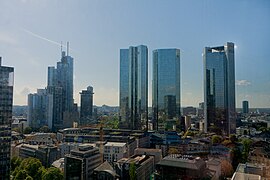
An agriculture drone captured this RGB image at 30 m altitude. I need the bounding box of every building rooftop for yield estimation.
[105,142,126,147]
[231,172,261,180]
[158,154,205,170]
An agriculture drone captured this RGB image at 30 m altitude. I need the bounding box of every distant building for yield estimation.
[80,86,94,126]
[28,89,53,129]
[65,145,102,180]
[116,155,154,180]
[242,100,249,114]
[203,42,236,135]
[119,45,148,130]
[152,49,181,131]
[183,106,196,116]
[0,58,14,179]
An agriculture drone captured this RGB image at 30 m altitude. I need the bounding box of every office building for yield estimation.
[156,155,207,179]
[116,155,154,180]
[119,45,148,130]
[242,100,249,114]
[0,58,14,180]
[203,42,236,135]
[65,145,102,180]
[46,43,76,131]
[152,49,181,131]
[80,86,94,126]
[28,89,53,129]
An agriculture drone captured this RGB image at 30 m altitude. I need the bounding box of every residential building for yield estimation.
[0,58,14,179]
[203,42,236,135]
[152,49,181,131]
[80,86,94,126]
[119,45,148,130]
[65,145,102,180]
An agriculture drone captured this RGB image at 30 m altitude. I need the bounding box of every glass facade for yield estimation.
[0,58,14,180]
[203,42,236,135]
[119,45,148,130]
[80,86,94,126]
[152,49,181,131]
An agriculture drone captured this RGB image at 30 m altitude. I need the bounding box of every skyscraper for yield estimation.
[242,100,249,114]
[152,49,181,131]
[0,57,14,179]
[28,89,53,129]
[46,43,75,131]
[80,86,94,126]
[119,45,148,130]
[203,42,236,135]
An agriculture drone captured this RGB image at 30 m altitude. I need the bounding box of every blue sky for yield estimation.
[0,0,269,108]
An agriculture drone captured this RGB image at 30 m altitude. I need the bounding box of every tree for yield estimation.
[24,127,33,134]
[11,156,22,172]
[168,147,179,154]
[212,135,222,144]
[42,167,64,180]
[241,138,252,162]
[14,170,28,180]
[221,160,233,178]
[12,158,43,180]
[39,126,50,133]
[229,134,238,144]
[129,162,136,180]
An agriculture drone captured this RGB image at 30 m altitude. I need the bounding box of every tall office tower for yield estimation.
[28,89,53,129]
[46,42,75,131]
[203,42,236,135]
[119,45,148,130]
[80,86,94,126]
[152,49,181,131]
[57,44,74,112]
[242,100,249,114]
[0,57,14,180]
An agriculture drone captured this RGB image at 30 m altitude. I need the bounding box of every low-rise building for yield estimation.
[134,148,162,165]
[104,142,128,163]
[65,145,102,180]
[156,154,208,179]
[116,155,154,180]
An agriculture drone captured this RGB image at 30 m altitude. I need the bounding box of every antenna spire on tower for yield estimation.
[67,41,69,56]
[61,41,63,56]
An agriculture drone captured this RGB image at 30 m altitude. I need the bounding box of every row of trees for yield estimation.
[13,125,51,134]
[11,157,63,180]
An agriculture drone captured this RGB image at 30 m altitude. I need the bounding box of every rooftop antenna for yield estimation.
[61,41,63,57]
[67,41,69,56]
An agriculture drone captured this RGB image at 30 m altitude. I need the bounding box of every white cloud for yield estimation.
[236,80,251,86]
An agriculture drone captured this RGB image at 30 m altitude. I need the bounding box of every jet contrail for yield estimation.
[21,28,75,52]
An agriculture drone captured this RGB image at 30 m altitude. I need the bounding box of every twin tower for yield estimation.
[119,42,236,135]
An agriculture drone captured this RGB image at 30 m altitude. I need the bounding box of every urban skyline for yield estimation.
[0,1,269,108]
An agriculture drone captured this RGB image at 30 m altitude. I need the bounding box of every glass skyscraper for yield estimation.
[0,57,14,180]
[152,49,181,131]
[242,100,249,114]
[119,45,148,130]
[46,44,74,131]
[80,86,94,126]
[203,42,236,135]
